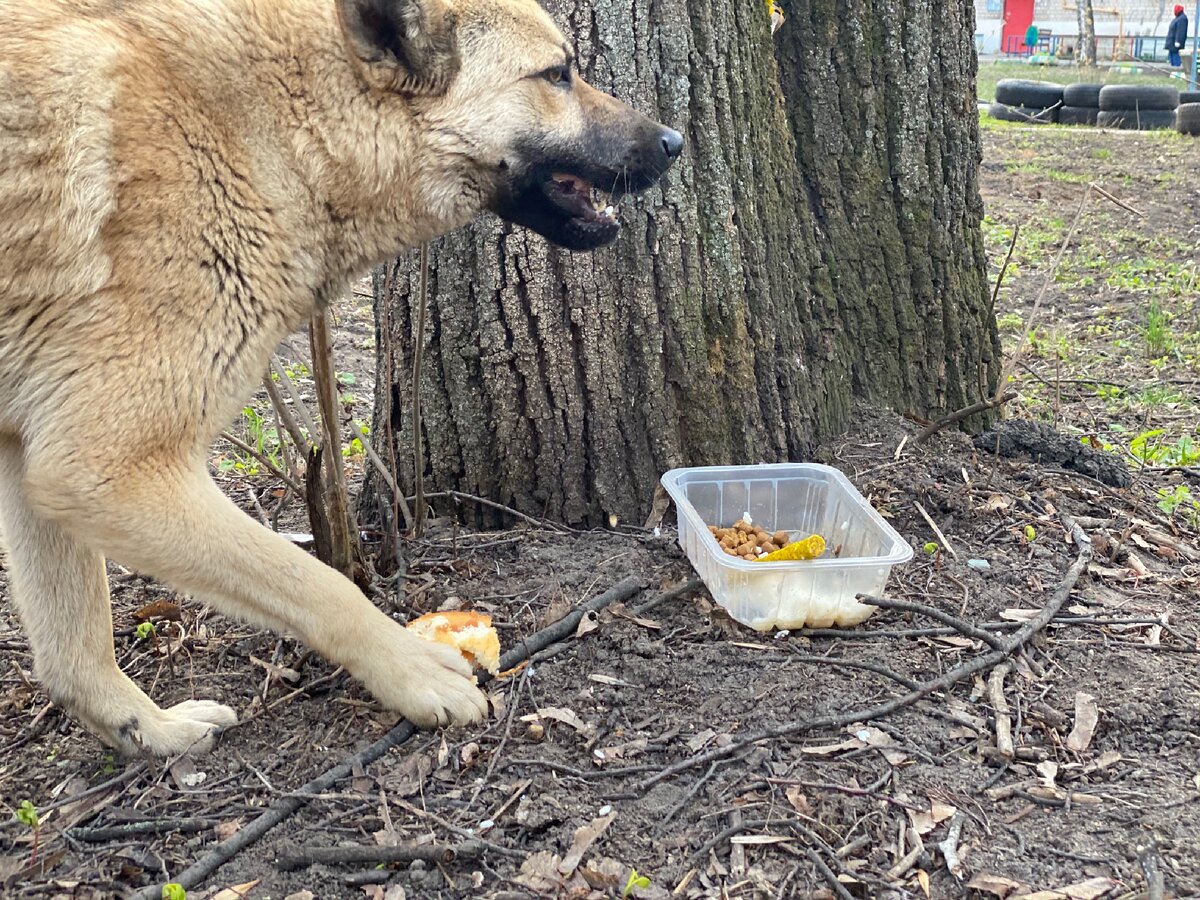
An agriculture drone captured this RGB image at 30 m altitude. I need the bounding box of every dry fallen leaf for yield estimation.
[967,873,1025,898]
[852,726,909,765]
[516,851,563,892]
[800,737,866,756]
[521,707,594,737]
[1013,876,1118,899]
[574,611,600,638]
[916,869,931,898]
[132,599,183,621]
[908,800,957,836]
[210,880,261,900]
[785,785,810,815]
[1066,692,1099,753]
[284,892,315,900]
[558,812,617,876]
[214,819,244,841]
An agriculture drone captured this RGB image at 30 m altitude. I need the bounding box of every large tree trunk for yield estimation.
[369,0,999,529]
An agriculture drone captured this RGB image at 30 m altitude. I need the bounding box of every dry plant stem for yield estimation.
[915,392,1017,444]
[994,182,1140,405]
[262,371,312,454]
[857,595,1005,650]
[350,417,414,532]
[985,220,1019,319]
[129,575,645,899]
[634,514,1092,793]
[411,242,429,538]
[218,431,303,494]
[309,310,358,576]
[278,841,483,871]
[418,490,572,533]
[914,501,958,559]
[988,663,1015,761]
[269,357,321,445]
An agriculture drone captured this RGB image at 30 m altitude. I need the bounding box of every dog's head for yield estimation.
[336,0,683,250]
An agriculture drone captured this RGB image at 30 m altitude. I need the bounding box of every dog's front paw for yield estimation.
[360,628,490,729]
[119,699,238,756]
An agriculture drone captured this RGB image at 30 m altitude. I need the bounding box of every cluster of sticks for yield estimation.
[123,512,1104,897]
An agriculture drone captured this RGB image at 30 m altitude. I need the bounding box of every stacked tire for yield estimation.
[989,80,1063,124]
[1180,103,1200,136]
[1097,85,1178,130]
[1060,83,1102,125]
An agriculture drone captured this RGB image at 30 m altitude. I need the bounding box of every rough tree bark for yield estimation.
[1076,0,1097,65]
[369,0,999,528]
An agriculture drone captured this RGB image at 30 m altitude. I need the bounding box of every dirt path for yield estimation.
[1,129,1198,899]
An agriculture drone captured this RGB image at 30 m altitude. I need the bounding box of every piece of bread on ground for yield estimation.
[406,610,501,676]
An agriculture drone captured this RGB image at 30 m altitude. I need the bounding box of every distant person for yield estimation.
[1025,22,1040,55]
[1167,5,1188,67]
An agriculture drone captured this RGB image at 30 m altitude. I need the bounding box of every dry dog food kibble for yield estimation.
[707,520,826,561]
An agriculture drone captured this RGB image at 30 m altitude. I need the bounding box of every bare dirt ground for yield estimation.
[1,125,1198,900]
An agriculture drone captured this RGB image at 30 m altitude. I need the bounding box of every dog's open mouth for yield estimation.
[490,169,625,252]
[547,173,617,228]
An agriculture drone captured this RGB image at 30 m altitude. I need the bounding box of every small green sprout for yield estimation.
[1023,525,1037,542]
[135,621,158,642]
[923,542,939,556]
[623,868,651,898]
[16,800,40,863]
[16,800,38,829]
[162,884,187,900]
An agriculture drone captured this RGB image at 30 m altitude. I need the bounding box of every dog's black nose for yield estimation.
[659,127,684,160]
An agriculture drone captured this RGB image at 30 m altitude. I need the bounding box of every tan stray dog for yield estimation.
[0,0,681,756]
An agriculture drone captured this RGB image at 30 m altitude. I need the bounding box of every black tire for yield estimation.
[988,102,1058,124]
[1179,103,1200,135]
[1062,83,1103,107]
[1098,84,1179,111]
[995,79,1065,109]
[1179,90,1200,105]
[1097,108,1176,130]
[1058,105,1098,125]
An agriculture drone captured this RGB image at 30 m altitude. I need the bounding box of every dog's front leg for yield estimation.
[21,454,488,756]
[0,436,237,755]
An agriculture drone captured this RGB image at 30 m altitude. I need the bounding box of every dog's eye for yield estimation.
[542,66,571,86]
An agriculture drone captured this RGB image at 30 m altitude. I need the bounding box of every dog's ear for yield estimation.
[336,0,459,95]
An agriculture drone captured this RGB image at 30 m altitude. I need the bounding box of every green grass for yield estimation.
[977,62,1179,102]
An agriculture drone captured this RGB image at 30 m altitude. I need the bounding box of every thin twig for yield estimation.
[986,222,1020,318]
[988,663,1015,761]
[418,490,573,533]
[916,392,1016,444]
[277,841,484,871]
[634,513,1092,793]
[914,501,958,559]
[350,417,414,533]
[218,432,303,494]
[69,818,215,842]
[129,575,647,899]
[262,371,312,454]
[857,595,1004,649]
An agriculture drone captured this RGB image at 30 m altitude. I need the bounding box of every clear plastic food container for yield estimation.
[661,463,914,631]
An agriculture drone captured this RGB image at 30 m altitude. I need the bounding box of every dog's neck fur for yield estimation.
[120,0,482,300]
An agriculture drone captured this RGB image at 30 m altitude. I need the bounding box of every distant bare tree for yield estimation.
[1077,0,1097,65]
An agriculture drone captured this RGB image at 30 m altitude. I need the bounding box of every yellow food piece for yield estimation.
[407,610,501,675]
[757,533,825,562]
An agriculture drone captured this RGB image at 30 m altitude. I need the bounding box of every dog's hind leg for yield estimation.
[0,436,236,755]
[21,450,488,753]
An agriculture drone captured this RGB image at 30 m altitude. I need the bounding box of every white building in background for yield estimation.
[975,0,1188,58]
